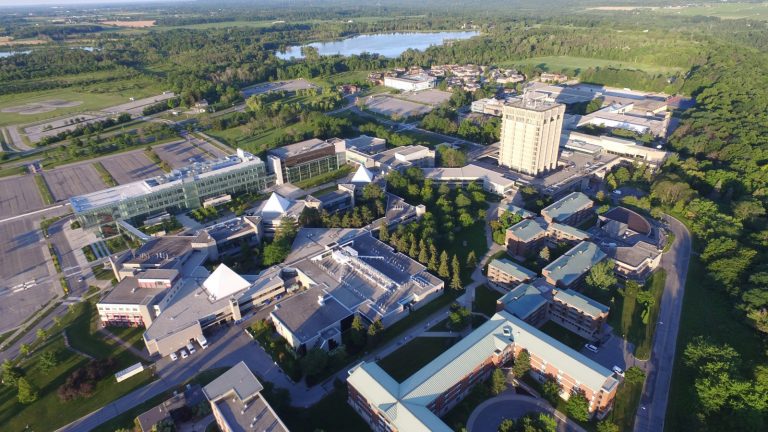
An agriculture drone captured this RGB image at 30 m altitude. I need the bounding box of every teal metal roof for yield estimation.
[498,283,549,319]
[507,218,547,242]
[541,192,593,222]
[549,222,590,240]
[554,289,609,318]
[490,258,537,281]
[543,241,607,286]
[499,204,535,219]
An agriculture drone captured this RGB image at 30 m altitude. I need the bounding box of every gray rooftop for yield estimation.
[489,258,537,281]
[270,287,352,345]
[548,222,590,240]
[507,218,548,242]
[203,361,264,402]
[541,192,593,223]
[553,289,609,318]
[125,236,196,268]
[604,241,660,268]
[497,283,549,320]
[100,277,167,306]
[268,138,332,159]
[499,204,535,219]
[543,241,607,286]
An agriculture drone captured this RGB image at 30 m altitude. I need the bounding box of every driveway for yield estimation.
[633,215,691,432]
[467,393,586,432]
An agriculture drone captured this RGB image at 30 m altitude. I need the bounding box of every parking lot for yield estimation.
[398,88,452,106]
[0,175,45,219]
[23,114,104,143]
[241,78,318,98]
[154,140,220,169]
[365,95,435,118]
[579,334,632,372]
[42,164,107,202]
[0,218,57,333]
[100,151,165,184]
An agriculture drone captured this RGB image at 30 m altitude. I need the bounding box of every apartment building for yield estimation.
[541,191,594,225]
[487,258,537,290]
[542,241,607,288]
[499,98,565,176]
[550,289,609,340]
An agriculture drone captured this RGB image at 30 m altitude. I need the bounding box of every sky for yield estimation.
[0,0,179,6]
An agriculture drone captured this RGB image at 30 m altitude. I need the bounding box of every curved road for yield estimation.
[468,393,585,432]
[633,215,691,432]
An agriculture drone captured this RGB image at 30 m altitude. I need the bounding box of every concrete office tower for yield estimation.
[499,97,565,176]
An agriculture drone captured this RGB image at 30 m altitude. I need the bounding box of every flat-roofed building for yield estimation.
[598,207,663,281]
[97,269,180,328]
[267,138,346,185]
[422,163,518,196]
[487,258,537,289]
[605,241,661,282]
[271,288,353,352]
[383,74,437,92]
[561,131,668,167]
[496,283,550,326]
[71,149,273,228]
[541,191,594,225]
[204,362,289,432]
[499,98,565,176]
[347,311,619,432]
[471,98,506,116]
[550,289,609,341]
[542,241,607,288]
[505,218,548,257]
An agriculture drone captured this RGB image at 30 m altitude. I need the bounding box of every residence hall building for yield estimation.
[597,206,663,281]
[203,362,289,432]
[70,149,273,228]
[505,217,589,258]
[542,241,607,288]
[499,97,565,176]
[267,138,346,185]
[487,258,537,290]
[541,191,594,225]
[347,311,619,432]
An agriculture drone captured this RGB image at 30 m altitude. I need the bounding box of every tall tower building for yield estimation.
[499,97,565,176]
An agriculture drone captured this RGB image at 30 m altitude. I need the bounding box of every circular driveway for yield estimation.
[467,394,580,432]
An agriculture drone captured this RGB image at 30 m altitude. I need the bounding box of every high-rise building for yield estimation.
[499,97,565,176]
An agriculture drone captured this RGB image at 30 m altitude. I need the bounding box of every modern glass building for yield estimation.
[267,138,345,185]
[71,149,274,228]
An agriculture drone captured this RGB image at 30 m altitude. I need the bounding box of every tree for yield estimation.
[349,315,366,348]
[39,350,58,374]
[585,259,617,291]
[262,240,290,266]
[418,240,429,264]
[36,328,47,342]
[466,250,477,269]
[539,246,550,262]
[625,366,646,385]
[378,222,389,242]
[565,391,590,422]
[541,377,561,405]
[438,251,450,278]
[448,306,470,330]
[17,377,38,404]
[596,421,620,432]
[490,368,507,395]
[450,254,462,290]
[300,348,329,379]
[19,343,30,357]
[428,244,439,271]
[513,349,531,378]
[2,359,20,387]
[367,319,384,347]
[498,419,515,432]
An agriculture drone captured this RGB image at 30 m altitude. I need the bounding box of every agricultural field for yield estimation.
[652,3,768,21]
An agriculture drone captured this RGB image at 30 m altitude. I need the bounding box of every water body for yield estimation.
[0,46,96,59]
[276,31,479,60]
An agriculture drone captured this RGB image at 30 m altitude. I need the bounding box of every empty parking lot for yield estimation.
[398,89,452,106]
[0,176,45,218]
[101,151,165,184]
[43,165,106,202]
[365,95,434,118]
[154,140,216,169]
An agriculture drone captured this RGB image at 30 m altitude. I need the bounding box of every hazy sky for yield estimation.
[0,0,177,6]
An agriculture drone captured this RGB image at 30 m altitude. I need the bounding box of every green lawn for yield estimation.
[538,321,589,351]
[280,386,371,432]
[443,222,489,281]
[632,270,665,359]
[0,300,155,431]
[651,2,768,21]
[500,55,683,75]
[33,174,54,204]
[378,337,458,382]
[607,380,643,432]
[473,284,502,317]
[380,288,463,345]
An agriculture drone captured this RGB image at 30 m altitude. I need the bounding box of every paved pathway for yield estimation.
[633,215,691,432]
[467,393,587,432]
[99,328,151,362]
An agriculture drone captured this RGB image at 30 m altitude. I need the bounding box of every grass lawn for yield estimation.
[380,288,463,345]
[607,380,643,432]
[665,257,766,432]
[104,325,147,353]
[441,377,494,431]
[378,337,458,382]
[500,55,682,75]
[207,125,284,155]
[34,174,54,204]
[0,164,26,178]
[651,2,768,21]
[0,300,156,431]
[631,270,665,359]
[474,284,502,317]
[538,321,589,351]
[442,222,489,282]
[280,386,371,432]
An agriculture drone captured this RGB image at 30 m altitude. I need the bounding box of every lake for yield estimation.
[276,31,479,60]
[0,46,96,59]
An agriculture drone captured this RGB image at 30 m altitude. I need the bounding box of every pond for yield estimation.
[276,31,479,60]
[0,46,96,58]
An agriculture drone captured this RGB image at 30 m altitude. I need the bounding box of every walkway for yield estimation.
[633,215,692,432]
[467,393,587,432]
[99,328,152,362]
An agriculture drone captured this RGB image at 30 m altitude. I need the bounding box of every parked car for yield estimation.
[612,366,624,376]
[585,344,599,353]
[186,342,196,354]
[180,348,189,359]
[198,336,208,349]
[169,351,178,361]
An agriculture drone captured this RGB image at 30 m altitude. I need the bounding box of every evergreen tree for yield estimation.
[450,254,462,290]
[438,251,450,278]
[418,239,429,264]
[428,244,439,271]
[513,349,531,377]
[17,377,37,404]
[466,250,477,269]
[350,315,366,348]
[408,233,419,258]
[378,222,389,242]
[490,368,507,395]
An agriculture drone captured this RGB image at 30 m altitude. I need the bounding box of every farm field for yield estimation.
[651,3,768,21]
[501,55,684,75]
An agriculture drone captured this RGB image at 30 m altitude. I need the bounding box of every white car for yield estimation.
[169,351,178,361]
[612,366,624,376]
[186,342,196,354]
[180,348,189,359]
[198,336,208,349]
[585,344,599,353]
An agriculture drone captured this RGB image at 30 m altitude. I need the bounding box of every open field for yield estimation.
[241,78,319,98]
[42,165,106,202]
[0,77,167,127]
[473,284,502,317]
[0,175,45,217]
[501,55,684,75]
[397,89,452,106]
[100,152,164,184]
[102,20,156,27]
[651,3,768,21]
[365,94,434,118]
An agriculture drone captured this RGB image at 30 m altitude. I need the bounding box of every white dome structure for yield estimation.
[351,165,374,183]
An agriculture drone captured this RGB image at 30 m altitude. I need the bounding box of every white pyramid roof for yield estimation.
[351,165,374,183]
[203,263,251,301]
[262,192,292,215]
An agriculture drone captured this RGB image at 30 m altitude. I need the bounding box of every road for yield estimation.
[468,393,586,432]
[633,215,691,432]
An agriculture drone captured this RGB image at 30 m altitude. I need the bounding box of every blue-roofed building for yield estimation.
[550,289,610,341]
[496,283,550,325]
[541,191,594,225]
[505,218,548,256]
[497,203,535,220]
[487,258,537,289]
[542,241,607,288]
